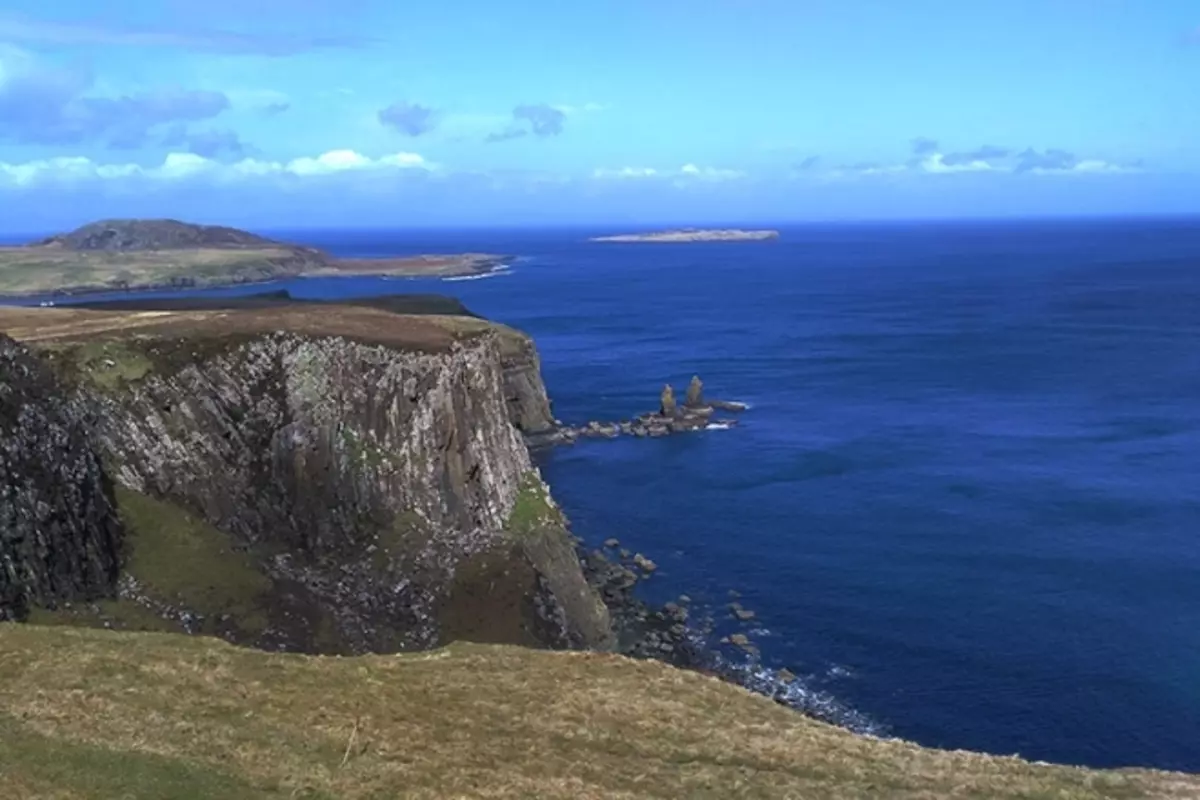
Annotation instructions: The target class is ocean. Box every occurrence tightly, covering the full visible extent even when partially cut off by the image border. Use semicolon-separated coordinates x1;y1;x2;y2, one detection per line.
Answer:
9;217;1200;772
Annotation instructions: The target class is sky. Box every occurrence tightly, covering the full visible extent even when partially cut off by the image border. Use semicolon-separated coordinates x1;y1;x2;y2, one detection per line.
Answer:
0;0;1198;231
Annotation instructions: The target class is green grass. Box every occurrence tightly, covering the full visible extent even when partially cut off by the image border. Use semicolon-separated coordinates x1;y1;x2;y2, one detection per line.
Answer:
32;490;273;638
0;712;273;800
114;488;272;636
0;625;1195;799
45;340;154;392
0;246;303;296
505;471;565;538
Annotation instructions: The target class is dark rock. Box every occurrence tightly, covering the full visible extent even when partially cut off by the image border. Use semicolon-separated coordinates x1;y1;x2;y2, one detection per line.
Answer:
0;335;124;620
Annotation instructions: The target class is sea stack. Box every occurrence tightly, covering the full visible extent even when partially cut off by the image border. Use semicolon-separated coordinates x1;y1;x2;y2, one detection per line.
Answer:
660;384;678;417
685;375;704;408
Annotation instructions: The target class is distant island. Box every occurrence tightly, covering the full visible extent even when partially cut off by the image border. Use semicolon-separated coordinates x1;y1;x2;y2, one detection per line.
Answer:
0;219;508;298
589;228;780;243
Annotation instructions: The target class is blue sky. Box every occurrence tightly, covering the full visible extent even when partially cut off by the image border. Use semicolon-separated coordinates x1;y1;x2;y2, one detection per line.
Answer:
0;0;1197;231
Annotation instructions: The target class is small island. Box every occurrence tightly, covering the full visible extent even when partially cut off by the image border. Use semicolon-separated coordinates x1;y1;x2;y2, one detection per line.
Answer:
589;228;780;243
0;218;509;298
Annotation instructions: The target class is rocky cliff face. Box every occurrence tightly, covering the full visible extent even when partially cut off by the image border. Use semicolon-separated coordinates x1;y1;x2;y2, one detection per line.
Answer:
500;334;556;435
5;306;611;654
0;334;123;620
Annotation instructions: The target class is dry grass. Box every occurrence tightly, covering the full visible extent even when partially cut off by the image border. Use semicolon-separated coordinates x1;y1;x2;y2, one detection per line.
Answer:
0;247;305;295
0;625;1195;799
0;306;521;355
0;247;505;296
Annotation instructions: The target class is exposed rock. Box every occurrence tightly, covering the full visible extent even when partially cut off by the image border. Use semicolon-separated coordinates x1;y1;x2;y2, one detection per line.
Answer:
778;668;797;684
729;633;751;648
660;384;678;417
729;602;757;622
633;554;658;573
603;538;620;549
5;303;612;655
531;375;748;447
0;335;124;620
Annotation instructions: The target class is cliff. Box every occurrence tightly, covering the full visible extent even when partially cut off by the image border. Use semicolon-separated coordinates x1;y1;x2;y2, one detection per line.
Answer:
0;335;123;619
1;303;610;653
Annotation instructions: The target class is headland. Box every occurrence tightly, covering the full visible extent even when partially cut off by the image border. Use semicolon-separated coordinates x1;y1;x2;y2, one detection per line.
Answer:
0;218;507;298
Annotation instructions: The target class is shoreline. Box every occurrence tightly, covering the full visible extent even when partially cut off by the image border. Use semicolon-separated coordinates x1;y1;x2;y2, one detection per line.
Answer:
0;254;512;303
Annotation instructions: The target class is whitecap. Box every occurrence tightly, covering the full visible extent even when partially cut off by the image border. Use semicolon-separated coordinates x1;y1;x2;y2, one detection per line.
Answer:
443;265;512;282
705;423;732;430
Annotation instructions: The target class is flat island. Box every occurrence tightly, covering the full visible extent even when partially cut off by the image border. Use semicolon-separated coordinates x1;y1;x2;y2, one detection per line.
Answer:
0;218;509;297
589;228;780;243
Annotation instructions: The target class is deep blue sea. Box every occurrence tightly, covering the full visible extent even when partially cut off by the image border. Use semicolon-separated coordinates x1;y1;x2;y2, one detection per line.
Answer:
9;218;1200;772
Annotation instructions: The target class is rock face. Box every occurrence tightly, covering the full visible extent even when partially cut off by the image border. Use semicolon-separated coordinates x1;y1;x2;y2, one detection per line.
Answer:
6;306;612;655
500;334;556;435
0;335;123;621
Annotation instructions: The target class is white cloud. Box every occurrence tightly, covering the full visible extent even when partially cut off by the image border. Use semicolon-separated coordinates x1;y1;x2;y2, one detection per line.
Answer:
0;148;432;187
592;166;659;179
1031;159;1131;175
592;164;745;181
919;154;996;174
553;102;609;116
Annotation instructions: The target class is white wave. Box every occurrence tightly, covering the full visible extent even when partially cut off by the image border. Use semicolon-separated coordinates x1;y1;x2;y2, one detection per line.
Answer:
706;423;732;430
443;266;512;282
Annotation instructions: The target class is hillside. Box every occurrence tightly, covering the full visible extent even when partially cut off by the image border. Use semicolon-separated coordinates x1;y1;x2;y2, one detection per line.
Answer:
3;625;1197;800
0;219;508;296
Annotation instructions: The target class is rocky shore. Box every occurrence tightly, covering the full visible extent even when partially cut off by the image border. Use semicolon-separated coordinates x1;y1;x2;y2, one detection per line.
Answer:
526;375;749;448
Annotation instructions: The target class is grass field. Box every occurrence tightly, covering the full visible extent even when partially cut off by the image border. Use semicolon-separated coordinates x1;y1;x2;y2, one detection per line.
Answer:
0;248;505;297
0;246;311;296
1;625;1197;800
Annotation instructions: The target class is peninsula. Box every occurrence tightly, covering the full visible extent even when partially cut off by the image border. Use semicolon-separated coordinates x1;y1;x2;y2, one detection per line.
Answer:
0;218;508;297
589;228;780;243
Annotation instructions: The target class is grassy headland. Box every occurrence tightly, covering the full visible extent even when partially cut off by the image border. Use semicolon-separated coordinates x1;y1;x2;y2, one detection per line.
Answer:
2;625;1197;799
0;219;507;297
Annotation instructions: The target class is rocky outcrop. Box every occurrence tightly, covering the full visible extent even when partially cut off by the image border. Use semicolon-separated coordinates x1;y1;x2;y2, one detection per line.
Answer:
527;377;748;447
6;305;612;654
0;335;123;620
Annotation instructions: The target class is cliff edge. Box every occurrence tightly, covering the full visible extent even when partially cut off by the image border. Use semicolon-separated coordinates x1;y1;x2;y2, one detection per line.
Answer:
0;302;608;653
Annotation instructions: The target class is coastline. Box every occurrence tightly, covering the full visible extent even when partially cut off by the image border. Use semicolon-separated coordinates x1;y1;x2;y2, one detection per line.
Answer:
0;253;512;302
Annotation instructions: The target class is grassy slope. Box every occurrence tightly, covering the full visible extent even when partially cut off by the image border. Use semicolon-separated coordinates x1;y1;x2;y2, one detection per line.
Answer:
0;247;307;295
0;248;503;296
2;626;1197;800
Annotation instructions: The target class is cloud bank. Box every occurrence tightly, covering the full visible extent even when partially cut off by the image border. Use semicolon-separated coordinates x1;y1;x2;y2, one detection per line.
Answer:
0;149;432;187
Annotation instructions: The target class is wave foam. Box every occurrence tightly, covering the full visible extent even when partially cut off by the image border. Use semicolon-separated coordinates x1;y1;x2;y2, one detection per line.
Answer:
443;265;512;282
706;423;732;430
